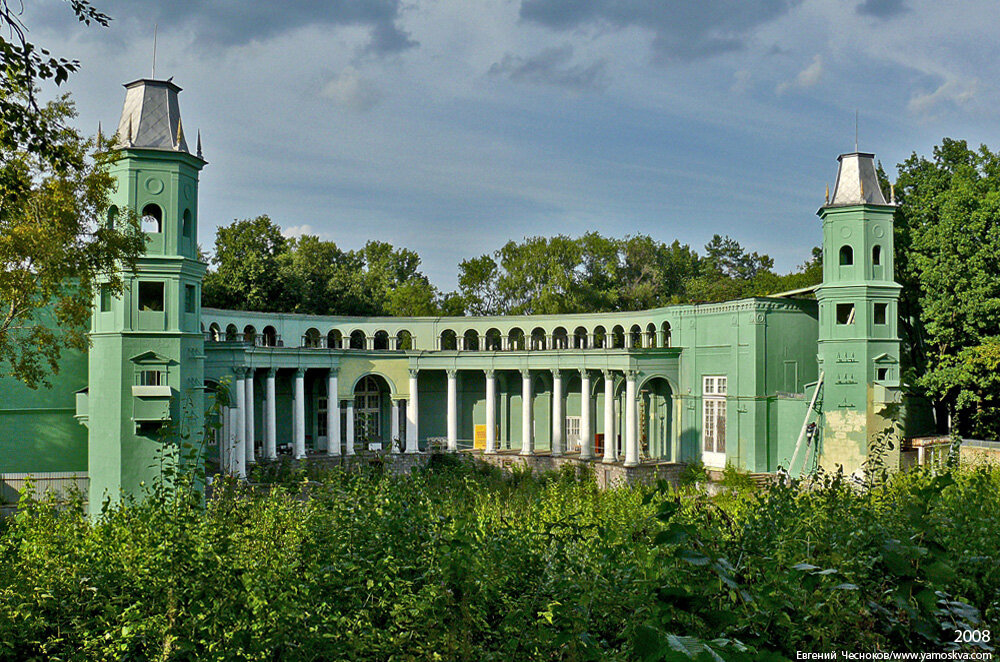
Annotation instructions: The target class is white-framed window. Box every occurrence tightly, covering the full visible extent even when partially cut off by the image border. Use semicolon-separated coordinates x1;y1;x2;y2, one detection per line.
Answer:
702;375;727;467
565;416;581;449
317;397;328;437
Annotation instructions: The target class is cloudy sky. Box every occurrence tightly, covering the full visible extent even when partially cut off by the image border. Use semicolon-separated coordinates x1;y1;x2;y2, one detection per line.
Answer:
23;0;999;289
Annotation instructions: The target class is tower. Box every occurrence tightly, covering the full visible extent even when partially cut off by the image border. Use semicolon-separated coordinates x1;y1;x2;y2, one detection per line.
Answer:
815;152;902;473
88;78;207;514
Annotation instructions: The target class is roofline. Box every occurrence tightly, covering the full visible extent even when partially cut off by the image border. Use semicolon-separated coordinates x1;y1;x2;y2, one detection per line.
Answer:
123;77;182;93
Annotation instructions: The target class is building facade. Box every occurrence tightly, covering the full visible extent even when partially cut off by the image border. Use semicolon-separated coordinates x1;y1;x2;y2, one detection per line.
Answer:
0;78;914;512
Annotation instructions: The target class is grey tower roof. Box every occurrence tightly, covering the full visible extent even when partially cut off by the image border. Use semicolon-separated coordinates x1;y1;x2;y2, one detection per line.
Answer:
829;152;888;206
114;78;189;153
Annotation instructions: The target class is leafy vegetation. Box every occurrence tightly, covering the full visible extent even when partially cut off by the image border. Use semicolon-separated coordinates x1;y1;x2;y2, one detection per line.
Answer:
1;456;996;660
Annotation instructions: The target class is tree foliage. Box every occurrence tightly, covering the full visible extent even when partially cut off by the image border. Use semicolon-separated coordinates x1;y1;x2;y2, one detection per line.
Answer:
893;139;1000;437
0;96;145;387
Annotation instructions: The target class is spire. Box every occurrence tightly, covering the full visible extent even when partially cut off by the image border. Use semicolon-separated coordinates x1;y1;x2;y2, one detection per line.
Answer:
97;121;102;150
175;117;184;150
196;130;203;159
826;152;887;206
114;78;190;153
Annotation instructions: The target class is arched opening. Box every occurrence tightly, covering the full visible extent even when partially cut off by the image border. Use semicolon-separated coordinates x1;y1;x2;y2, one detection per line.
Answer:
484;328;502;351
303;328;321;348
141;203;162;233
182;209;193;238
530;327;546;350
440;329;457;351
107;205;118;229
640;377;674;460
243;325;257;345
225;324;238;342
353;374;391;451
573;326;589;349
552;327;569;349
593;326;607;349
661;321;671;348
463;329;479;351
209;323;221;342
629;324;642;349
396;329;413;350
646;323;657;348
373;330;390;350
262;326;278;347
611;325;625;349
327;329;343;349
839;245;854;266
508;327;525;350
872;245;882;266
350;330;367;350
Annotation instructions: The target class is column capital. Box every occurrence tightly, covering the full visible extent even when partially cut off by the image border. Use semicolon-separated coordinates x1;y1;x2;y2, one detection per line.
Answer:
409;368;420;378
446;368;458;379
328;367;339;377
580;368;591;379
603;369;614;380
627;369;639;381
234;366;248;378
294;368;306;378
520;368;531;379
485;369;495;379
267;367;277;378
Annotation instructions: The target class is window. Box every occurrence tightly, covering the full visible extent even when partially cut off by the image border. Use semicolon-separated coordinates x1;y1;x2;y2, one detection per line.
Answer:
318;397;328;437
138;370;163;386
100;284;113;312
141;203;162;233
138;282;164;312
872;245;882;266
354;375;382;445
876;367;889;381
185;285;196;313
107;205;118;229
836;303;855;325
874;302;888;325
702;376;727;463
182;209;192;238
839;245;854;266
566;416;581;448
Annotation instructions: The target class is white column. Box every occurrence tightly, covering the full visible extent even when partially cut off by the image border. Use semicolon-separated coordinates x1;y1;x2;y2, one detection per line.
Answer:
244;371;255;465
220;405;231;474
406;370;419;453
521;369;533;455
233;373;247;477
265;369;277;459
327;370;340;456
580;370;592;459
603;371;615;463
345;399;355;455
230;405;245;478
485;370;496;454
390;400;400;453
446;369;458;452
625;371;638;467
293;369;306;459
551;370;563;456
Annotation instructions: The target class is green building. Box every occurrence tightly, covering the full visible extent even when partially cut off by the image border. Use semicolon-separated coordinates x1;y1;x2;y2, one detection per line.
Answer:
0;77;918;509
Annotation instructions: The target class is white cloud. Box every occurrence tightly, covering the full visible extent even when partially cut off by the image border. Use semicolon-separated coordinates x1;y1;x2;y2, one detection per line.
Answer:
776;54;823;94
321;68;383;112
282;224;332;240
908;77;977;116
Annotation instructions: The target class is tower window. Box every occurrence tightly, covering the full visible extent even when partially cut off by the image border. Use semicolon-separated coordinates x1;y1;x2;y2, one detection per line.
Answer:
839;245;854;266
185;285;196;313
874;303;888;325
141;204;162;233
107;205;118;229
876;367;889;381
138;369;163;386
100;284;113;312
872;245;882;266
182;209;193;238
138;281;164;312
836;303;855;325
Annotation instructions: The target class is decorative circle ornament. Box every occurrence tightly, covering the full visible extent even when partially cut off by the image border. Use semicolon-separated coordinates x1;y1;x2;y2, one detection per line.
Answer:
872;225;885;238
144;177;164;195
840;226;852;238
183;184;193;201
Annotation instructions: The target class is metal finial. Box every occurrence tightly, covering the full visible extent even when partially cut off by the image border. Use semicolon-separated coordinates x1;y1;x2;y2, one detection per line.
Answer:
97;121;102;149
855;109;858;152
825;183;829;204
890;182;896;205
152;24;157;79
196;130;203;158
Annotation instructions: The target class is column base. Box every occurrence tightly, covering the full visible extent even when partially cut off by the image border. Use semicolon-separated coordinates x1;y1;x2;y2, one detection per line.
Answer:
602;457;616;464
624;460;639;468
520;449;533;456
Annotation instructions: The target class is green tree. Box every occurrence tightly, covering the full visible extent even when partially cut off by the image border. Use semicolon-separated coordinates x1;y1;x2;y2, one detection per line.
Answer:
0;96;145;387
1;0;110;170
202;215;287;312
275;234;349;315
894;139;1000;436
